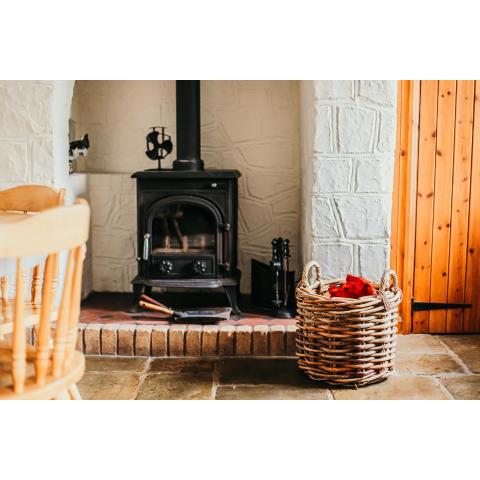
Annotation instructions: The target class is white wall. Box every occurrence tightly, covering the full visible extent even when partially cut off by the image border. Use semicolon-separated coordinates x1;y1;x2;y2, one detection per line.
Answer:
71;80;300;293
52;80;75;197
0;80;74;191
299;80;397;281
299;81;315;269
0;81;54;188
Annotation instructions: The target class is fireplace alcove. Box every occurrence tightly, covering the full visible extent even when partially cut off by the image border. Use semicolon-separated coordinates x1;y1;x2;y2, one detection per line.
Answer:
69;80;301;304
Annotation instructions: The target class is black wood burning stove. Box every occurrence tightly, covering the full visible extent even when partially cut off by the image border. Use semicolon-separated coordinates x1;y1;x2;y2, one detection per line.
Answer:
131;81;241;314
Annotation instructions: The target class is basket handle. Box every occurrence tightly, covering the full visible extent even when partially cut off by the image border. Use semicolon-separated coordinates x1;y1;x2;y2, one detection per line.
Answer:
301;261;323;290
379;269;399;293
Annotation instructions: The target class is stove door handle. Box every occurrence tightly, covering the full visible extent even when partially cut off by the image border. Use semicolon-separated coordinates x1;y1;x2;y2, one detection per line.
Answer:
143;233;151;261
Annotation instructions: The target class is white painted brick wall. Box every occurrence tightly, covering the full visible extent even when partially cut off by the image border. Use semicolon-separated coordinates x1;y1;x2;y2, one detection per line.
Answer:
313;158;351;193
0;81;54;189
0;80;73;190
315;80;354;100
335;197;389;239
314;105;334;152
338;106;376;153
300;80;397;282
356;157;391;193
312;198;340;238
311;242;354;279
359;243;390;281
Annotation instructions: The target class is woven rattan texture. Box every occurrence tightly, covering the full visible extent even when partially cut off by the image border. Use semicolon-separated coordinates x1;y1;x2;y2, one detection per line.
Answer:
296;261;402;387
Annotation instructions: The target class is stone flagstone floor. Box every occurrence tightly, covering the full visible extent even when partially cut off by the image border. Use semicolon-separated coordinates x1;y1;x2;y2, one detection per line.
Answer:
77;334;480;400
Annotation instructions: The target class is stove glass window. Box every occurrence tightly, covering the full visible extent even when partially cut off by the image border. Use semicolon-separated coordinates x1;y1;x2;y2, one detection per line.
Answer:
151;203;216;255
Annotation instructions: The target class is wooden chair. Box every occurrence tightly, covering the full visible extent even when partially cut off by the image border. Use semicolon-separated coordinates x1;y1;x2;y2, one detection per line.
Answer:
0;185;66;306
0;200;90;399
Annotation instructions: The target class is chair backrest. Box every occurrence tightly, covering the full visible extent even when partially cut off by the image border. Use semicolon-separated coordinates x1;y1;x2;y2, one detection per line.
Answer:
0;184;66;305
0;200;90;394
0;184;66;213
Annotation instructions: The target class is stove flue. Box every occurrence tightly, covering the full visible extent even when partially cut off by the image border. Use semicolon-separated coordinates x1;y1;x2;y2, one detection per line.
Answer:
172;80;204;171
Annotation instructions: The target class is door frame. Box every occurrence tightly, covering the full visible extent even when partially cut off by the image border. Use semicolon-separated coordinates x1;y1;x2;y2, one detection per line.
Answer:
390;80;420;334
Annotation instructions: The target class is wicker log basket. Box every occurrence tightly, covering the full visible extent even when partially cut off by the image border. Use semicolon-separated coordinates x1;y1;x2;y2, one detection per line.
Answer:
296;261;402;387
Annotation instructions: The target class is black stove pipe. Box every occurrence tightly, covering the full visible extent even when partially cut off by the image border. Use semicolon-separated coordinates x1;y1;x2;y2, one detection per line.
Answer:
173;80;204;171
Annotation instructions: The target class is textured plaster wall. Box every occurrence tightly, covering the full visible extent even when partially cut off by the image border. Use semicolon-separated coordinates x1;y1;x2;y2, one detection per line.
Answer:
0;80;74;190
71;80;300;293
299;80;397;282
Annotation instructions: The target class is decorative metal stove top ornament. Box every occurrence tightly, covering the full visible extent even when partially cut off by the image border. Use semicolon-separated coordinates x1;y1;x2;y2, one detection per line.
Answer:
145;126;173;169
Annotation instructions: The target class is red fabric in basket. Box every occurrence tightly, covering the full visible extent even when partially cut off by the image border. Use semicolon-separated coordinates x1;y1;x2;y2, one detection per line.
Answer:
328;274;376;299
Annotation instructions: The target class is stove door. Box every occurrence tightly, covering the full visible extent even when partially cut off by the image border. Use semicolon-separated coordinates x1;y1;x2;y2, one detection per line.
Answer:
145;195;224;278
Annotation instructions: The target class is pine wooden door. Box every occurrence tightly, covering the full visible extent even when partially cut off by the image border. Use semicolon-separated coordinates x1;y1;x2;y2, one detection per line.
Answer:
392;80;480;333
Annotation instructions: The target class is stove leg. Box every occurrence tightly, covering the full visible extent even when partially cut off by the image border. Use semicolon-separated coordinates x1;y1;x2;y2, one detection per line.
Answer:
144;285;153;297
130;283;144;312
224;285;241;315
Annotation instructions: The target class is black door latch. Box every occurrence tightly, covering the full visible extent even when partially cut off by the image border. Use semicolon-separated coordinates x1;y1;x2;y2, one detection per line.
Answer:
411;298;472;312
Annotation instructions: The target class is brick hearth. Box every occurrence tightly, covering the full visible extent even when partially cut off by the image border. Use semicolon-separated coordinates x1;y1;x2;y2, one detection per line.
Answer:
77;293;296;357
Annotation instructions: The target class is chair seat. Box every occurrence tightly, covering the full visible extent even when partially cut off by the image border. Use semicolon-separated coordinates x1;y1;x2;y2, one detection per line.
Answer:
0;350;85;399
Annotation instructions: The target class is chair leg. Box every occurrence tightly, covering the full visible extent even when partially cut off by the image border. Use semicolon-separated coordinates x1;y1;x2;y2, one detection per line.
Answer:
68;384;82;400
0;276;8;305
53;389;70;400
